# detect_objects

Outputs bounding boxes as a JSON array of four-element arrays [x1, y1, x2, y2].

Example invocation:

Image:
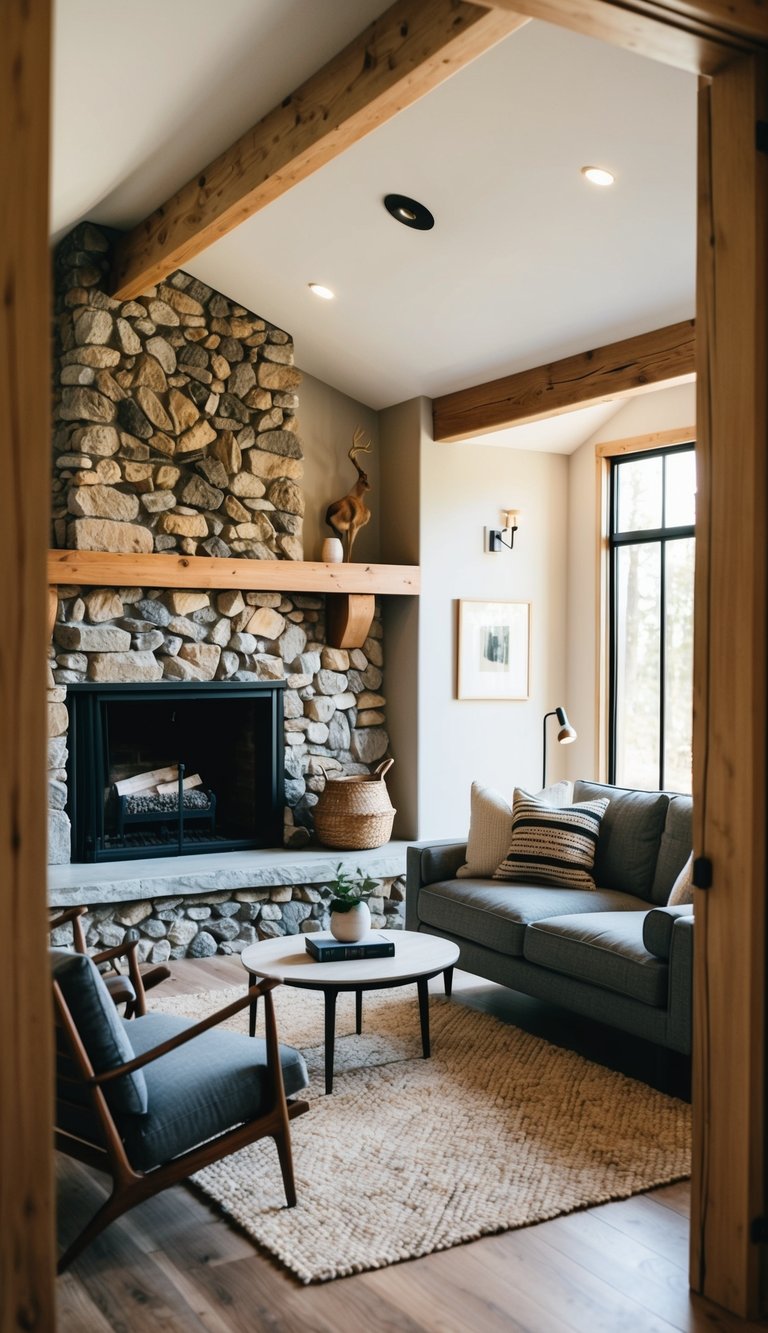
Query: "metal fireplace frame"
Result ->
[[66, 680, 285, 863]]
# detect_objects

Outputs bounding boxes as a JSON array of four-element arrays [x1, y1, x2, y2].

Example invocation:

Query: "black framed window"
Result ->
[[609, 443, 695, 792]]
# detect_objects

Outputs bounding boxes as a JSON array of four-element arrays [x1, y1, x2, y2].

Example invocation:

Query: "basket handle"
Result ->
[[374, 758, 394, 780]]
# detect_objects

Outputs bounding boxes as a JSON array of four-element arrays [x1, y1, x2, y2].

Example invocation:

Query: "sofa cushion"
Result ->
[[523, 912, 668, 1007], [51, 949, 148, 1115], [457, 780, 572, 879], [667, 852, 694, 906], [418, 879, 650, 957], [643, 904, 694, 960], [652, 795, 693, 903], [494, 795, 608, 890], [573, 781, 669, 902], [111, 1012, 308, 1170]]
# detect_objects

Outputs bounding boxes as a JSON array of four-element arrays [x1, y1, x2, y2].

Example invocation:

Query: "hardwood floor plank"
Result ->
[[56, 1273, 115, 1332], [362, 1247, 577, 1333], [473, 1228, 686, 1333], [590, 1193, 691, 1267]]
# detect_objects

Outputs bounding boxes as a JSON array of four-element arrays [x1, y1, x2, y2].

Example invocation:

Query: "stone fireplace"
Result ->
[[47, 222, 403, 955]]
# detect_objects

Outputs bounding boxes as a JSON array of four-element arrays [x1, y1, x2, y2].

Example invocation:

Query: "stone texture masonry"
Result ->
[[52, 223, 303, 560], [49, 587, 389, 861], [50, 880, 405, 963]]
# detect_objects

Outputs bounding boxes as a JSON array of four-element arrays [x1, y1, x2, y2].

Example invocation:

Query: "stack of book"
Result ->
[[306, 934, 395, 962]]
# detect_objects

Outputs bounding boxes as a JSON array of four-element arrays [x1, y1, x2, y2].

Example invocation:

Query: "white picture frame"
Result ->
[[457, 600, 531, 700]]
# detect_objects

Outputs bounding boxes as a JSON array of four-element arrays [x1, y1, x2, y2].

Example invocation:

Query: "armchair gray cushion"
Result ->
[[51, 949, 148, 1114], [118, 1012, 309, 1170]]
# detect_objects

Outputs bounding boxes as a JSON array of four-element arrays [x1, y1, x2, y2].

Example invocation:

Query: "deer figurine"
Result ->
[[325, 428, 373, 561]]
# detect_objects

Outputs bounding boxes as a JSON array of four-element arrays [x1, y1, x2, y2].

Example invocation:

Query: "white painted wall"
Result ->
[[416, 428, 570, 840], [296, 370, 380, 562], [565, 381, 697, 781]]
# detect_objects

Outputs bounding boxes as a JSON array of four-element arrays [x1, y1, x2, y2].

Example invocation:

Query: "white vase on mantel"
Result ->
[[330, 901, 371, 943], [321, 537, 344, 563]]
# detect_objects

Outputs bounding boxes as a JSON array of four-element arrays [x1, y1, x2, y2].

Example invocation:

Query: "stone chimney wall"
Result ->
[[47, 223, 391, 870], [51, 223, 303, 559]]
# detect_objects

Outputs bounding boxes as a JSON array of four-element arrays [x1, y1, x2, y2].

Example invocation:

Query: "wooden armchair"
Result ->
[[52, 948, 309, 1271], [49, 905, 171, 1016]]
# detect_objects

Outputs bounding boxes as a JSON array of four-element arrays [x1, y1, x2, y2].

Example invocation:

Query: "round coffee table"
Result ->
[[240, 930, 460, 1094]]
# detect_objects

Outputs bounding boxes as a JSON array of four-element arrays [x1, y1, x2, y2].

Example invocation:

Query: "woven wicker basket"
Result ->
[[314, 758, 395, 850]]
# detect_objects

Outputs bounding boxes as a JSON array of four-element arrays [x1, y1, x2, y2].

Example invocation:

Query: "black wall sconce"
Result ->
[[486, 509, 520, 552]]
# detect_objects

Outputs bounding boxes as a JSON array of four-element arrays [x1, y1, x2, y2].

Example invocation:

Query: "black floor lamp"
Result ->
[[542, 707, 577, 788]]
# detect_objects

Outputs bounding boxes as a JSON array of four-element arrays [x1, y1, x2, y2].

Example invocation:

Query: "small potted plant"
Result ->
[[328, 864, 378, 942]]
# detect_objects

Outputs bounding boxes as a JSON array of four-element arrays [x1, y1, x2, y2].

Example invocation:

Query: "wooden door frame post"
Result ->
[[690, 54, 768, 1318], [1, 0, 56, 1327]]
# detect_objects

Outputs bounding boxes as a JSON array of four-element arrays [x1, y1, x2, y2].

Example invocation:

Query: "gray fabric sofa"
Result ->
[[406, 780, 693, 1054]]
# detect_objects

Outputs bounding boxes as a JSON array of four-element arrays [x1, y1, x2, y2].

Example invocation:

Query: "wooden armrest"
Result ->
[[141, 965, 171, 993], [92, 937, 150, 1016], [90, 979, 281, 1085], [50, 905, 88, 953]]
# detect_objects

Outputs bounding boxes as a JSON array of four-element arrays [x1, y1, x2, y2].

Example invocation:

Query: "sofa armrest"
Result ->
[[406, 841, 468, 931], [666, 914, 693, 1054], [643, 904, 694, 961]]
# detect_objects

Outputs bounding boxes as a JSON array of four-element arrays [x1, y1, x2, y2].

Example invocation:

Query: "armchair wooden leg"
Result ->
[[273, 1124, 298, 1209]]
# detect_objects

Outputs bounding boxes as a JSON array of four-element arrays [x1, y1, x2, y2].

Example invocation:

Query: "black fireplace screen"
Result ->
[[66, 681, 285, 862]]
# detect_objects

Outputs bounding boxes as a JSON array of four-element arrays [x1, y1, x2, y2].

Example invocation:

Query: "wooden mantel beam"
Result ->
[[432, 319, 696, 442], [109, 0, 528, 300]]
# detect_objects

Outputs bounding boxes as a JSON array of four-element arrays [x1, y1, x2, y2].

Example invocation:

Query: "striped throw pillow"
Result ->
[[493, 795, 610, 890]]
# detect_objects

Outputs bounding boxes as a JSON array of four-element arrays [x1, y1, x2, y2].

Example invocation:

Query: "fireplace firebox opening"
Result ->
[[66, 681, 285, 862]]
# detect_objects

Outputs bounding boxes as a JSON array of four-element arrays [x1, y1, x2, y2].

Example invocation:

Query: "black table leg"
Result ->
[[248, 971, 258, 1037], [443, 966, 454, 998], [417, 975, 431, 1058], [324, 986, 339, 1094], [355, 988, 363, 1034]]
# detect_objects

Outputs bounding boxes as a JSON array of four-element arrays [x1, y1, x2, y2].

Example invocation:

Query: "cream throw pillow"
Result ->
[[494, 793, 609, 891], [667, 851, 694, 905], [457, 780, 572, 879]]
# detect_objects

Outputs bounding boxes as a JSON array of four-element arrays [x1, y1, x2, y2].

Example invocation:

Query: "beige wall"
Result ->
[[297, 370, 380, 562], [379, 397, 425, 839], [565, 381, 697, 782], [417, 428, 569, 839]]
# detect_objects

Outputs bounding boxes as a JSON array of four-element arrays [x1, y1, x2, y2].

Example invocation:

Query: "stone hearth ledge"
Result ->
[[48, 841, 409, 907]]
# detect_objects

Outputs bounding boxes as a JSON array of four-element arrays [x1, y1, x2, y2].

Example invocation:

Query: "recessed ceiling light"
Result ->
[[308, 283, 335, 300], [581, 166, 615, 187], [384, 194, 435, 230]]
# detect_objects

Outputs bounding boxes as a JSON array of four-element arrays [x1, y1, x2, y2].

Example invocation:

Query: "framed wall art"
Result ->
[[457, 600, 531, 700]]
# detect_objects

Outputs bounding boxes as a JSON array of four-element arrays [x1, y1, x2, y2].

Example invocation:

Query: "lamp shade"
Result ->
[[543, 707, 577, 787]]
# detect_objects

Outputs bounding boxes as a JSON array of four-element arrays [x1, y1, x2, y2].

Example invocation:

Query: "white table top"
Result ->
[[240, 929, 459, 987]]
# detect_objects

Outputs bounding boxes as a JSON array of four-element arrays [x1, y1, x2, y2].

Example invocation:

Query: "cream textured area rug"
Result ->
[[153, 983, 691, 1284]]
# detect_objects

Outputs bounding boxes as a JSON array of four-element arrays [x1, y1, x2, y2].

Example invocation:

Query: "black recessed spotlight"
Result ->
[[384, 194, 435, 231]]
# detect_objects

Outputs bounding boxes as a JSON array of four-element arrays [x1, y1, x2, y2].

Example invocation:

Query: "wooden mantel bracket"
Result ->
[[326, 593, 376, 650]]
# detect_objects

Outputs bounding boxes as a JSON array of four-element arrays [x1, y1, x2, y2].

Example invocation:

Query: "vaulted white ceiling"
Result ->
[[52, 0, 697, 423]]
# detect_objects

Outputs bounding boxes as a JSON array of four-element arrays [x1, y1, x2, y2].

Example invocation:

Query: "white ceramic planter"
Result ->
[[330, 900, 371, 942]]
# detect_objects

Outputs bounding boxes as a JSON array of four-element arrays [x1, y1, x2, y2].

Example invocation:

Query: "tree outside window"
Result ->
[[609, 444, 695, 793]]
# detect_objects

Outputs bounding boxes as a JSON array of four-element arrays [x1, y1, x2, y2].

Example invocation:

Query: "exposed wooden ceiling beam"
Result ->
[[482, 0, 762, 74], [109, 0, 528, 300], [432, 319, 696, 442]]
